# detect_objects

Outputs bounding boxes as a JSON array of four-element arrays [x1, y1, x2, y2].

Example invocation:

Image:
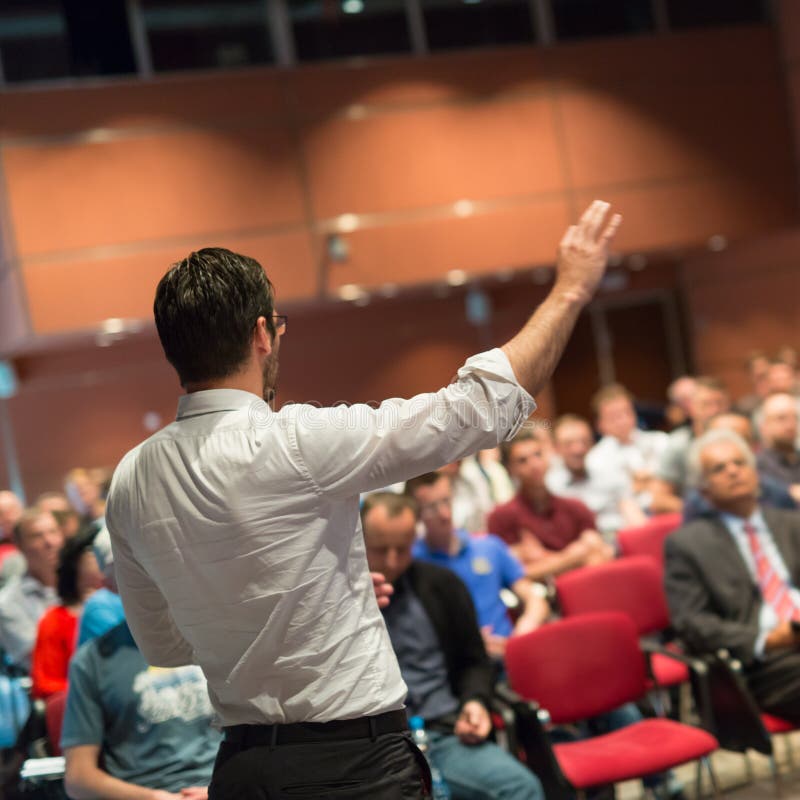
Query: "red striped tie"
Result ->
[[744, 522, 800, 622]]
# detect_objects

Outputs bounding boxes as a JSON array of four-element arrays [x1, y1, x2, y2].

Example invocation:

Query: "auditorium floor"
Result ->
[[616, 730, 800, 798]]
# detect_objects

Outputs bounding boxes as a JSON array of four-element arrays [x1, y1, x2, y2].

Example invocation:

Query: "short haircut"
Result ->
[[361, 492, 419, 531], [693, 376, 727, 394], [686, 429, 755, 490], [13, 506, 55, 545], [404, 472, 447, 498], [553, 414, 592, 438], [154, 247, 276, 387], [500, 422, 548, 468], [590, 384, 633, 418], [57, 526, 100, 606]]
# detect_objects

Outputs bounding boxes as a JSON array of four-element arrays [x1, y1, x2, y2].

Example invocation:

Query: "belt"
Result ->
[[223, 709, 408, 748]]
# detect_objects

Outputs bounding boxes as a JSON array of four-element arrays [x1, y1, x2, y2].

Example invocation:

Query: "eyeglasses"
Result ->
[[272, 314, 288, 334], [419, 497, 451, 517]]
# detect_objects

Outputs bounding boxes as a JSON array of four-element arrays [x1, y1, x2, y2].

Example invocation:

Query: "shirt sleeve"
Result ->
[[60, 651, 105, 750], [0, 585, 36, 669], [291, 349, 536, 499], [106, 490, 194, 669]]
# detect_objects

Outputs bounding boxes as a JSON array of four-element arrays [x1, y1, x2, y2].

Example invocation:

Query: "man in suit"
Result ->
[[665, 428, 800, 720]]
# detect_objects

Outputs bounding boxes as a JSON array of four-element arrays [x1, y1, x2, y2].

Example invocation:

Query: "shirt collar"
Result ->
[[720, 507, 767, 536], [176, 389, 264, 421]]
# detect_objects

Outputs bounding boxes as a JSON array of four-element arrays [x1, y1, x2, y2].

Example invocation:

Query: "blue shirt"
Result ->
[[77, 588, 126, 646], [413, 530, 524, 637]]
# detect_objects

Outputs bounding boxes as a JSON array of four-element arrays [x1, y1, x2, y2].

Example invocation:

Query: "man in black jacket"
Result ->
[[362, 492, 543, 800], [665, 429, 800, 720]]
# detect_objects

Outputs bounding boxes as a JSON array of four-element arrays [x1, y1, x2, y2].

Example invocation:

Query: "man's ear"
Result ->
[[253, 316, 273, 357]]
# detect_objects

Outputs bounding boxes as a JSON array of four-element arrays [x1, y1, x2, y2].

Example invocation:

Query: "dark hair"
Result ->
[[154, 248, 276, 387], [404, 472, 448, 498], [360, 492, 419, 531], [57, 526, 100, 606], [499, 422, 548, 468]]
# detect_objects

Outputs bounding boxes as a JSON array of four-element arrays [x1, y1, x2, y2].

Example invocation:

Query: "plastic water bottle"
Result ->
[[409, 716, 451, 800]]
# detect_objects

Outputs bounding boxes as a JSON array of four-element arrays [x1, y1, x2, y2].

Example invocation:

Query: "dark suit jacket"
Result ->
[[664, 507, 800, 668], [402, 560, 494, 711]]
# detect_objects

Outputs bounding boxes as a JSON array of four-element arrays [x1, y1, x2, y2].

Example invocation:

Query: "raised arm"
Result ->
[[501, 200, 621, 397]]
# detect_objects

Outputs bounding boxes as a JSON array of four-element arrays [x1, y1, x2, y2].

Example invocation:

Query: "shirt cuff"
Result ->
[[457, 348, 537, 440]]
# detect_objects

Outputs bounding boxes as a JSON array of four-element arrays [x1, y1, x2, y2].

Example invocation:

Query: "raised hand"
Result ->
[[555, 200, 622, 304]]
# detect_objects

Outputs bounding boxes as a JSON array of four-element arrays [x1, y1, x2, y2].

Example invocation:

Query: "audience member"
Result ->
[[665, 430, 800, 720], [736, 352, 771, 417], [487, 425, 613, 581], [77, 526, 126, 646], [65, 468, 106, 524], [766, 359, 799, 397], [651, 376, 730, 513], [546, 414, 646, 535], [683, 413, 797, 522], [0, 507, 63, 669], [362, 493, 544, 800], [757, 393, 800, 502], [63, 617, 219, 800], [438, 459, 495, 535], [36, 492, 83, 540], [0, 490, 27, 586], [665, 376, 696, 431], [31, 527, 104, 698], [404, 473, 549, 659], [0, 491, 22, 543], [585, 384, 669, 509]]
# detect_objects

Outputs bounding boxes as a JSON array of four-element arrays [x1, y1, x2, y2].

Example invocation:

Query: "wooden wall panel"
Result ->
[[4, 126, 304, 257], [22, 230, 317, 333], [328, 198, 570, 288], [302, 97, 564, 218]]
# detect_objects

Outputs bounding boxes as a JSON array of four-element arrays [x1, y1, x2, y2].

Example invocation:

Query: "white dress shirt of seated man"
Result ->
[[0, 507, 63, 668], [405, 471, 549, 659], [548, 414, 646, 535], [586, 384, 669, 509]]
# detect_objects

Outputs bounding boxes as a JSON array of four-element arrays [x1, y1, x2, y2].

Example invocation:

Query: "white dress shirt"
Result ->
[[106, 349, 535, 726]]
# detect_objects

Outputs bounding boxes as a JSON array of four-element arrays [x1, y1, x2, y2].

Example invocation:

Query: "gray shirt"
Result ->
[[0, 574, 57, 668], [657, 426, 694, 492], [62, 622, 220, 792]]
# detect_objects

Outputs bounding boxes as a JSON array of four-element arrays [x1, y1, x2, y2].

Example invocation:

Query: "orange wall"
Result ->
[[0, 25, 795, 341]]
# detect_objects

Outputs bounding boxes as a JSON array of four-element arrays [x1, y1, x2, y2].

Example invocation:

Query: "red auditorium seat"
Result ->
[[616, 513, 683, 571], [45, 690, 67, 757], [506, 613, 721, 798]]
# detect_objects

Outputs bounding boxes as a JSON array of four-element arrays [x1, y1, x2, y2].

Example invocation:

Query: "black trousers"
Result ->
[[747, 650, 800, 721], [208, 729, 431, 799]]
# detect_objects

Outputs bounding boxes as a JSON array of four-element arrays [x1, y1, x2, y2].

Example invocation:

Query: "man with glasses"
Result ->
[[105, 202, 621, 799]]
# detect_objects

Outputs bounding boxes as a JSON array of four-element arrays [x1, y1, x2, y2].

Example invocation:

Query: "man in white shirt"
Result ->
[[105, 201, 621, 799], [546, 414, 645, 535], [585, 384, 669, 511]]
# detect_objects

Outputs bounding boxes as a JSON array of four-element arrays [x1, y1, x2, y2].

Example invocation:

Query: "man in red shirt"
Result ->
[[488, 425, 614, 580]]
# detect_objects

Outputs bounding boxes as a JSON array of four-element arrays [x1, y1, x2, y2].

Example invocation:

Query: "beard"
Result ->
[[262, 351, 280, 407]]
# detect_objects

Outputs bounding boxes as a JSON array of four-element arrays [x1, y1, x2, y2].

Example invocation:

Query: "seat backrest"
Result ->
[[556, 556, 671, 634], [616, 513, 683, 569], [45, 691, 67, 757], [505, 612, 646, 725]]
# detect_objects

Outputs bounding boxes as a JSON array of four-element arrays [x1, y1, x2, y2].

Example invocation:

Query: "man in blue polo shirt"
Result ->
[[406, 472, 549, 657]]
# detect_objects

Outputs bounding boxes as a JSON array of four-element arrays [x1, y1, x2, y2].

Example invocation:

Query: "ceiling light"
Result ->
[[342, 0, 364, 14], [446, 269, 468, 286], [453, 200, 474, 218], [338, 284, 365, 302], [337, 213, 359, 233]]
